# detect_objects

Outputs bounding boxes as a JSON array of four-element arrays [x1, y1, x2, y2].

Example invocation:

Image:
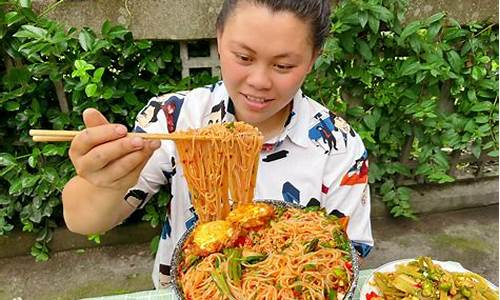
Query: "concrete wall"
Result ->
[[33, 0, 499, 40]]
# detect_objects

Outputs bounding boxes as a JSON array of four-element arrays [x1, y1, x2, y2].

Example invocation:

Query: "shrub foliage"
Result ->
[[0, 0, 498, 260]]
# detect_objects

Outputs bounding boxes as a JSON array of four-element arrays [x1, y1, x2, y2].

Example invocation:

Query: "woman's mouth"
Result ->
[[241, 93, 273, 110]]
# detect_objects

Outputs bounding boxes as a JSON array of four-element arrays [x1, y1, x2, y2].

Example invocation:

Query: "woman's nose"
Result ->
[[246, 64, 272, 90]]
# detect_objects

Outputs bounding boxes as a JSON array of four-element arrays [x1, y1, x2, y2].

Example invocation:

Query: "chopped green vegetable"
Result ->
[[304, 205, 321, 212], [332, 231, 350, 252], [224, 248, 243, 284], [211, 269, 235, 300], [304, 238, 320, 253], [182, 254, 201, 273], [392, 274, 419, 294]]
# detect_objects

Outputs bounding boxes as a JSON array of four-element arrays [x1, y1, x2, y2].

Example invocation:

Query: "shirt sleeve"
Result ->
[[321, 131, 374, 257], [123, 93, 186, 209]]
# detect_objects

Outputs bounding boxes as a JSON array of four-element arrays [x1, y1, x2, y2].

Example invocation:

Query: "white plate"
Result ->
[[359, 258, 498, 300]]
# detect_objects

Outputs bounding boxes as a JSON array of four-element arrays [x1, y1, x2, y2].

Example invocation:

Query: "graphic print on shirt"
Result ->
[[185, 206, 199, 231], [352, 241, 373, 257], [309, 112, 338, 154], [328, 209, 345, 218], [262, 150, 289, 162], [205, 81, 223, 93], [306, 198, 321, 208], [329, 112, 356, 147], [282, 181, 300, 204], [340, 150, 369, 186], [227, 97, 236, 116], [124, 189, 148, 208], [159, 264, 171, 287], [161, 217, 172, 239], [161, 156, 177, 185], [206, 100, 226, 125], [136, 100, 163, 129], [161, 96, 184, 133]]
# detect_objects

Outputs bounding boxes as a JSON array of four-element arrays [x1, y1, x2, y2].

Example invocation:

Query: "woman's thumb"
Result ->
[[83, 108, 109, 127]]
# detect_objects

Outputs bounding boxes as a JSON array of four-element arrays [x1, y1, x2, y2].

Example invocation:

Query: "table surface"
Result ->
[[82, 269, 373, 300]]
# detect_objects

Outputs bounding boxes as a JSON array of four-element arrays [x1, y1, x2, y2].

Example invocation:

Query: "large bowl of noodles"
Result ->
[[171, 199, 359, 300]]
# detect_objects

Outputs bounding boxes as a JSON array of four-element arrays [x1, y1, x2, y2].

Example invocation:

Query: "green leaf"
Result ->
[[150, 235, 160, 255], [17, 25, 47, 39], [433, 151, 449, 169], [369, 5, 393, 22], [471, 66, 483, 80], [136, 40, 152, 50], [43, 167, 58, 182], [382, 190, 396, 202], [107, 25, 129, 39], [487, 150, 499, 157], [357, 40, 372, 60], [78, 30, 94, 51], [124, 92, 139, 105], [467, 89, 477, 101], [426, 12, 446, 24], [471, 143, 481, 159], [399, 21, 421, 42], [400, 59, 421, 76], [21, 175, 40, 189], [447, 50, 462, 73], [368, 15, 379, 33], [28, 156, 37, 168], [363, 114, 378, 131], [5, 11, 22, 27], [42, 144, 66, 156], [358, 11, 368, 28], [20, 0, 31, 8], [92, 67, 105, 83], [397, 187, 412, 201], [101, 20, 112, 35], [478, 79, 498, 91], [391, 163, 412, 177], [85, 83, 98, 97], [4, 101, 20, 111], [0, 153, 16, 167], [475, 115, 489, 123], [9, 179, 22, 195], [74, 59, 95, 72], [470, 102, 491, 112], [427, 22, 442, 40], [102, 87, 113, 99], [477, 56, 491, 64], [380, 180, 394, 195]]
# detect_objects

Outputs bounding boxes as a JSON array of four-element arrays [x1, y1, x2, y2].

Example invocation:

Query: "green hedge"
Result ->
[[0, 0, 498, 260]]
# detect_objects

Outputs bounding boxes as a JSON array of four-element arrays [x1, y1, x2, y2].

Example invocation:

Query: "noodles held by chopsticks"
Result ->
[[175, 122, 263, 223]]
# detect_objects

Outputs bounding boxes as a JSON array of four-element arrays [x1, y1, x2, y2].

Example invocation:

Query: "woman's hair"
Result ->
[[216, 0, 332, 50]]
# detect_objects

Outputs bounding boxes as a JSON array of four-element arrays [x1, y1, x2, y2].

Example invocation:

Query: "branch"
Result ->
[[52, 79, 69, 113]]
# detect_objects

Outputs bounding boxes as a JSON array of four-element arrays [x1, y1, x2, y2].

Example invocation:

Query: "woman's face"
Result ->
[[217, 2, 318, 134]]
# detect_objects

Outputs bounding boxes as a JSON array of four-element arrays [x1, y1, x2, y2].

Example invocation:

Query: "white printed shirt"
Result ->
[[126, 81, 374, 289]]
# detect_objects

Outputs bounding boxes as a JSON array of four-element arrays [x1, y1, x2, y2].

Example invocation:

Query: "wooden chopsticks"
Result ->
[[29, 129, 214, 142]]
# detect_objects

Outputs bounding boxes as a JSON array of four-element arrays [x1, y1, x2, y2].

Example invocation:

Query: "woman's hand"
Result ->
[[68, 108, 160, 191]]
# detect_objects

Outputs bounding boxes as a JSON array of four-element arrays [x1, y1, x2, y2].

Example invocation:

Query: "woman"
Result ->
[[62, 0, 374, 289]]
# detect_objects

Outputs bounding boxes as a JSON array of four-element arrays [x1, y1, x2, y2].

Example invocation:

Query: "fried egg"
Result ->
[[227, 202, 275, 229], [189, 220, 238, 256]]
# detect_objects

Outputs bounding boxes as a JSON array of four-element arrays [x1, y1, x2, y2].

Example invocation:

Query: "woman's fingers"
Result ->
[[74, 136, 149, 176], [83, 108, 110, 127], [82, 140, 160, 188], [69, 124, 129, 160]]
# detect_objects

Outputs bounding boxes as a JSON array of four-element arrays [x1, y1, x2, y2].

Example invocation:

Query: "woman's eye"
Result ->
[[237, 54, 251, 62], [275, 64, 294, 71]]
